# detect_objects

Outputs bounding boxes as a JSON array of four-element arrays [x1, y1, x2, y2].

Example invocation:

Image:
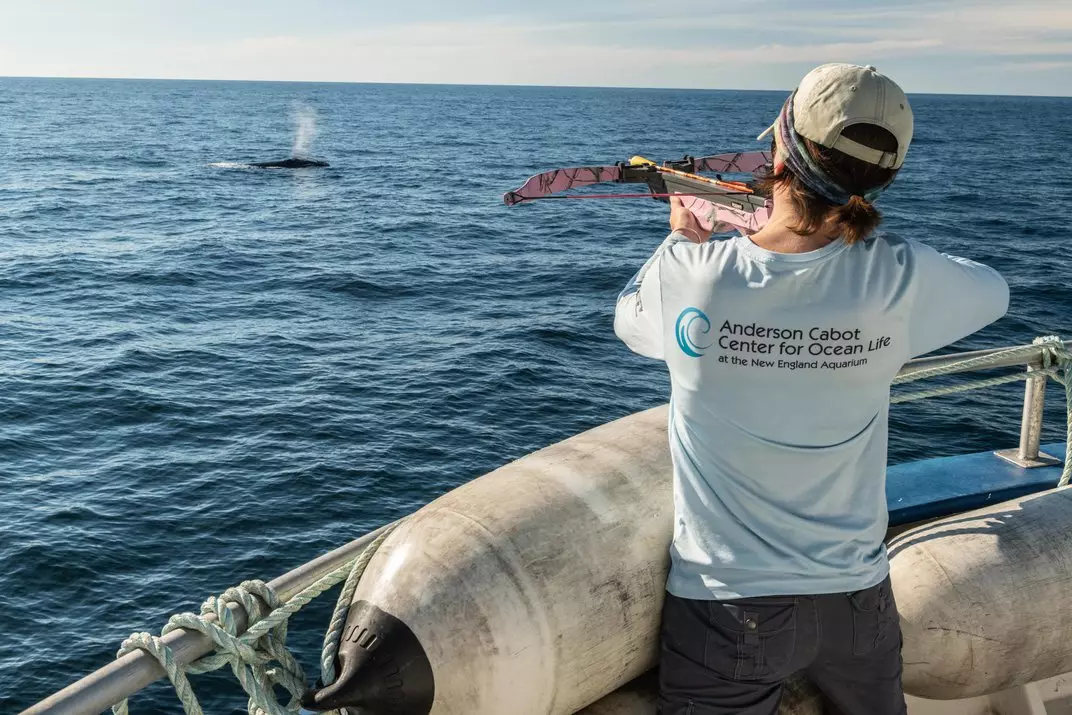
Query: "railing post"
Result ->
[[996, 361, 1060, 468], [1019, 364, 1046, 461]]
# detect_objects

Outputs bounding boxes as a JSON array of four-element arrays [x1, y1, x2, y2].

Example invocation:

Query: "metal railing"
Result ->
[[19, 340, 1072, 715], [898, 339, 1069, 467]]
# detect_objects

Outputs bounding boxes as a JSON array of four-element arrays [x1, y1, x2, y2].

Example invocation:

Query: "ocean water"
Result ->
[[1, 78, 1070, 713]]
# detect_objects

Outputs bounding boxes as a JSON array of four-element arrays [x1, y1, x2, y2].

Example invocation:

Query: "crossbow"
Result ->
[[504, 151, 773, 235]]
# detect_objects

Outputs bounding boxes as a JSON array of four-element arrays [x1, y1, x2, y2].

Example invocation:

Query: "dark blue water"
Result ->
[[1, 78, 1070, 713]]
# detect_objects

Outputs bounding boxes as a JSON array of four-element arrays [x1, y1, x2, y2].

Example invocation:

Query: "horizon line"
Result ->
[[2, 73, 1070, 100]]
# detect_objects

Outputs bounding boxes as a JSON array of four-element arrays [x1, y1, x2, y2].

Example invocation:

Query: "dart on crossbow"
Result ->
[[504, 151, 774, 235]]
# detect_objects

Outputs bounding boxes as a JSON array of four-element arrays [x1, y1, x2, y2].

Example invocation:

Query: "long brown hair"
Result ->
[[756, 123, 900, 244]]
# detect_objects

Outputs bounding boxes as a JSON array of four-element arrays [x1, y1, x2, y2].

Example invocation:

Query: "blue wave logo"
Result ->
[[675, 307, 713, 358]]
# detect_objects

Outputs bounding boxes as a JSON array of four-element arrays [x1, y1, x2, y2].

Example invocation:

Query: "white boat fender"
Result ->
[[302, 406, 675, 714], [891, 486, 1072, 698]]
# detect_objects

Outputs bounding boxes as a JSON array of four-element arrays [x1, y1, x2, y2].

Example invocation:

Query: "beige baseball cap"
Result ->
[[758, 63, 914, 169]]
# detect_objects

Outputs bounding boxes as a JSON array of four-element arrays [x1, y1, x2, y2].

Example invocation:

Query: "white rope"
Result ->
[[111, 526, 397, 715], [318, 524, 399, 687]]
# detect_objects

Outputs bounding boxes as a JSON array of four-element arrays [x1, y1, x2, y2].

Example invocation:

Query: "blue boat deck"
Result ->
[[888, 443, 1068, 526]]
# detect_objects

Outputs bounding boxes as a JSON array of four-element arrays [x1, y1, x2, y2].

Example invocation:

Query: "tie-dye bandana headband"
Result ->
[[775, 91, 894, 205]]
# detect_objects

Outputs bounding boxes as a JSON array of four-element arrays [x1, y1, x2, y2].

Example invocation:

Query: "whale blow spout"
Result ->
[[250, 158, 329, 169]]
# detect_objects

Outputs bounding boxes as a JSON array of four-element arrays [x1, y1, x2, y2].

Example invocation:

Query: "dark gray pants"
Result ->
[[658, 577, 906, 715]]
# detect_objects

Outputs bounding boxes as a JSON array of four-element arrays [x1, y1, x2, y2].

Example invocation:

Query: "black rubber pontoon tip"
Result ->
[[301, 601, 434, 714]]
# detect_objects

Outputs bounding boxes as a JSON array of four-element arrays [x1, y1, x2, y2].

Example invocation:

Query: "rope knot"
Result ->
[[110, 529, 398, 715], [112, 581, 305, 715]]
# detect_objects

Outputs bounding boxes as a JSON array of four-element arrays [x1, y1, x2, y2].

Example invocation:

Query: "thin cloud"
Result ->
[[0, 1, 1069, 94], [1001, 60, 1072, 72], [207, 27, 944, 87]]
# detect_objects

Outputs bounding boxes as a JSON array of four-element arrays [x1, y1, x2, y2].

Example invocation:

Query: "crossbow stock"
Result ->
[[504, 151, 773, 235]]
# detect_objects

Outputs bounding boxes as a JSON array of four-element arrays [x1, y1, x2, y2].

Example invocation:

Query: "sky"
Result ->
[[0, 0, 1070, 96]]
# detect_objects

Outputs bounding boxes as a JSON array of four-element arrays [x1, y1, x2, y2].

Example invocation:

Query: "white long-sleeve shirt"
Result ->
[[616, 232, 1009, 599]]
